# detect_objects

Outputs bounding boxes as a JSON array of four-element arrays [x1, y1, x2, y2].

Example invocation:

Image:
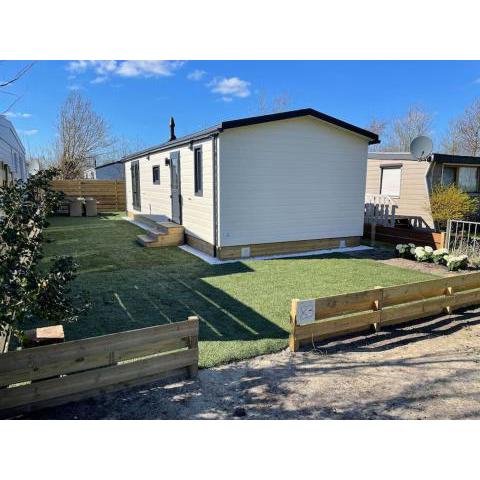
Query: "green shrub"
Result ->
[[0, 168, 88, 340], [433, 248, 449, 265], [445, 254, 469, 271], [431, 184, 479, 230]]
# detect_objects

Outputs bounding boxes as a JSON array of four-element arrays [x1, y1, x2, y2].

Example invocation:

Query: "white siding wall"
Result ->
[[125, 137, 214, 243], [0, 115, 26, 181], [218, 116, 370, 246]]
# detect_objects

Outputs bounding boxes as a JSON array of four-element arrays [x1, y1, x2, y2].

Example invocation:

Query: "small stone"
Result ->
[[233, 407, 247, 417]]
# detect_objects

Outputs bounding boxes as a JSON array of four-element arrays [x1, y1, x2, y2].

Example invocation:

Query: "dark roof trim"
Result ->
[[121, 127, 220, 163], [122, 108, 379, 162], [432, 153, 480, 165], [221, 108, 380, 144], [96, 160, 123, 169]]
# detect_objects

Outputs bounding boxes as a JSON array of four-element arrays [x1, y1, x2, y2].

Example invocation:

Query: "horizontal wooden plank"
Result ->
[[0, 348, 198, 415], [295, 324, 371, 349], [295, 310, 380, 340], [381, 297, 447, 326], [451, 288, 480, 309], [0, 318, 198, 386], [382, 278, 450, 306], [1, 367, 189, 418], [314, 289, 381, 319], [447, 273, 480, 292]]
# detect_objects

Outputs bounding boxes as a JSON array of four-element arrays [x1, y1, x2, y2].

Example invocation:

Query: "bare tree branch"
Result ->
[[443, 99, 480, 156], [54, 92, 112, 179], [385, 105, 433, 151], [366, 117, 388, 151]]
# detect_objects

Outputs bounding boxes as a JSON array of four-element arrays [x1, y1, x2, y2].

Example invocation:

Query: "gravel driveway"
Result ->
[[24, 305, 480, 420]]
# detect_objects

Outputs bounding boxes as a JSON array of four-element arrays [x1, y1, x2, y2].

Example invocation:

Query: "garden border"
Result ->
[[289, 272, 480, 351], [0, 317, 199, 418]]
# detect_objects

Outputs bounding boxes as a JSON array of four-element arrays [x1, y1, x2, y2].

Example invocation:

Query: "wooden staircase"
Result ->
[[133, 214, 185, 248]]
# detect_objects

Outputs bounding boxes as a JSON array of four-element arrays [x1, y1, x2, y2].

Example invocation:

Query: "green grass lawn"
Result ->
[[40, 213, 437, 367]]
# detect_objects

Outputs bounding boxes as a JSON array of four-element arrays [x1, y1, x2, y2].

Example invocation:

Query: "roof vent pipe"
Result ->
[[169, 117, 176, 141]]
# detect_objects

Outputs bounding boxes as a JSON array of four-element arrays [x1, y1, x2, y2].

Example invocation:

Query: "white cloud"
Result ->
[[90, 76, 108, 84], [67, 84, 82, 91], [187, 69, 207, 81], [4, 111, 32, 118], [66, 60, 89, 73], [208, 77, 251, 99], [18, 129, 38, 136], [66, 60, 185, 82], [116, 60, 184, 77]]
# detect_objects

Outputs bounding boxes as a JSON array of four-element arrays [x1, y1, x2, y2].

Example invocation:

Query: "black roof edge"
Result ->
[[96, 159, 123, 169], [220, 108, 380, 145], [121, 128, 220, 163], [432, 153, 480, 164], [122, 108, 379, 162]]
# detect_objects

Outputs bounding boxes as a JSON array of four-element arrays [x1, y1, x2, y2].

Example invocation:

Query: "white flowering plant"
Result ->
[[432, 248, 449, 265], [414, 246, 434, 262], [445, 254, 468, 271], [396, 243, 416, 259]]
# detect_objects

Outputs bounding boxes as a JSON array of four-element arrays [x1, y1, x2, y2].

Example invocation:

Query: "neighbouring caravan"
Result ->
[[0, 115, 27, 185], [123, 108, 379, 259], [366, 152, 480, 230]]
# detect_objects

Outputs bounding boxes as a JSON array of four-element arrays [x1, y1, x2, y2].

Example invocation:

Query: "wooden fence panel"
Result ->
[[51, 180, 126, 212], [363, 224, 445, 249], [290, 273, 480, 351], [0, 317, 199, 418]]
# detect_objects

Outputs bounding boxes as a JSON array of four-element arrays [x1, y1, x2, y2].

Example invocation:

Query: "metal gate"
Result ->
[[445, 219, 480, 255]]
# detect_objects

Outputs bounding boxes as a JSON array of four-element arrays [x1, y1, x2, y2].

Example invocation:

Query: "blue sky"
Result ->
[[2, 60, 480, 155]]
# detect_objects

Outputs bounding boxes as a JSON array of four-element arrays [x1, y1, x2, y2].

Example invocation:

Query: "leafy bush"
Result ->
[[432, 248, 449, 265], [0, 168, 87, 340], [445, 254, 468, 271], [430, 184, 479, 230]]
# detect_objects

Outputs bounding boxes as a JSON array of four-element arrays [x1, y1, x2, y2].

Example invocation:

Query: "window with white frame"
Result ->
[[380, 167, 402, 197]]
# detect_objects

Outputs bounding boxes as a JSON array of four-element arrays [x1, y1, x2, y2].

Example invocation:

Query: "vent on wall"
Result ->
[[240, 247, 251, 258]]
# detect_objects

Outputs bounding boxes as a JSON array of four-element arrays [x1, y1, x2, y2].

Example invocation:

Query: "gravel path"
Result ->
[[25, 306, 480, 420]]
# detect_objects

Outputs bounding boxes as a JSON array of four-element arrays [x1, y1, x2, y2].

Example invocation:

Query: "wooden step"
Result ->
[[157, 221, 184, 235], [136, 231, 184, 248], [133, 215, 185, 248]]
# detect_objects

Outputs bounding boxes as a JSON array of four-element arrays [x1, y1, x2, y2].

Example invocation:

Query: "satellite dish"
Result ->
[[410, 135, 433, 161]]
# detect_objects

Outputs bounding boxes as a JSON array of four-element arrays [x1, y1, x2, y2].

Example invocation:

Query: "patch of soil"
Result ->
[[380, 257, 460, 277], [23, 306, 480, 420]]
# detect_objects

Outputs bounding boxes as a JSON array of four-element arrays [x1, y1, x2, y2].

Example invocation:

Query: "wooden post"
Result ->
[[187, 316, 199, 378], [289, 299, 300, 352], [372, 286, 383, 332], [444, 286, 454, 315], [440, 231, 446, 249]]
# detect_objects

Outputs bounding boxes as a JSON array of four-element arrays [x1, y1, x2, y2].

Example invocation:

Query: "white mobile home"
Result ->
[[0, 115, 27, 185], [123, 108, 379, 259]]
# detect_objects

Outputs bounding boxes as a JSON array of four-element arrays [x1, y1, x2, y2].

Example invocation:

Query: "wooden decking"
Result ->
[[132, 214, 185, 248]]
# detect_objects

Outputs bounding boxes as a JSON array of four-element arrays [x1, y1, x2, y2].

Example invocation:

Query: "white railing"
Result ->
[[364, 193, 397, 227], [445, 219, 480, 256]]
